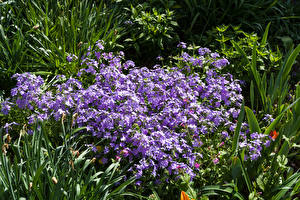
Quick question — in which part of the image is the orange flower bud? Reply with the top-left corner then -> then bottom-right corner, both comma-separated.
180,191 -> 195,200
270,130 -> 279,140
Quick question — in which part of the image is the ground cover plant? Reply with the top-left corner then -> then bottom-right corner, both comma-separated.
1,0 -> 300,199
3,40 -> 300,199
2,41 -> 246,185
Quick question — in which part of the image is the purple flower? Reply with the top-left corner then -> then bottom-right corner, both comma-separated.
1,100 -> 12,115
123,60 -> 135,70
156,56 -> 163,61
124,20 -> 134,25
2,41 -> 246,184
198,47 -> 211,56
3,122 -> 19,133
177,42 -> 187,49
212,58 -> 229,69
88,144 -> 98,152
264,140 -> 271,147
96,40 -> 104,50
263,114 -> 274,123
221,131 -> 229,139
250,152 -> 260,161
66,54 -> 78,62
121,149 -> 129,157
211,53 -> 220,58
135,181 -> 142,186
213,158 -> 219,164
67,55 -> 73,62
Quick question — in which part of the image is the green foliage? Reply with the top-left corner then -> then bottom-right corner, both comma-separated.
148,0 -> 300,46
0,120 -> 138,200
120,2 -> 179,66
1,1 -> 300,199
233,104 -> 300,200
0,0 -> 120,95
249,43 -> 300,114
181,93 -> 300,199
230,92 -> 300,199
206,24 -> 282,85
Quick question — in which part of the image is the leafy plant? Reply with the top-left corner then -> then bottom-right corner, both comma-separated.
229,95 -> 300,199
249,43 -> 300,113
205,24 -> 282,85
0,119 -> 138,200
152,0 -> 300,46
120,2 -> 178,66
180,92 -> 300,199
1,41 -> 246,194
0,0 -> 121,96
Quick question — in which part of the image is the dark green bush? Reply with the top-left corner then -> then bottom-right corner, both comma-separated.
118,2 -> 179,66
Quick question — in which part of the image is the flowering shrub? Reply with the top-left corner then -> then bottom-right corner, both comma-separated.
1,41 -> 272,186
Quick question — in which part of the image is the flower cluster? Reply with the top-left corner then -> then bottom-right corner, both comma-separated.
239,130 -> 271,161
66,54 -> 78,62
2,40 -> 246,183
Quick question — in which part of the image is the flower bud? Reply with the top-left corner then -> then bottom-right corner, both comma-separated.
115,155 -> 121,161
2,144 -> 8,155
52,177 -> 58,184
219,141 -> 224,147
7,134 -> 11,143
77,42 -> 83,48
90,157 -> 96,163
71,113 -> 78,126
69,160 -> 74,170
33,25 -> 39,29
61,112 -> 66,124
29,182 -> 33,191
70,148 -> 79,157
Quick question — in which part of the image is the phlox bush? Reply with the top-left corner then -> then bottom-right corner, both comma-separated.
1,41 -> 270,186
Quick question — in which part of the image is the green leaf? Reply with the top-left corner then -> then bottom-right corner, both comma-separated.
256,174 -> 266,191
31,71 -> 52,75
271,172 -> 300,200
250,81 -> 254,109
238,155 -> 253,193
201,185 -> 233,193
261,22 -> 271,46
231,40 -> 249,64
151,189 -> 161,200
32,161 -> 48,200
282,44 -> 300,82
189,12 -> 200,32
200,183 -> 245,199
245,106 -> 261,133
108,176 -> 136,197
71,127 -> 86,135
264,97 -> 300,136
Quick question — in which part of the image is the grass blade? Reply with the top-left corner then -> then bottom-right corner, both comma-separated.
261,22 -> 271,46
